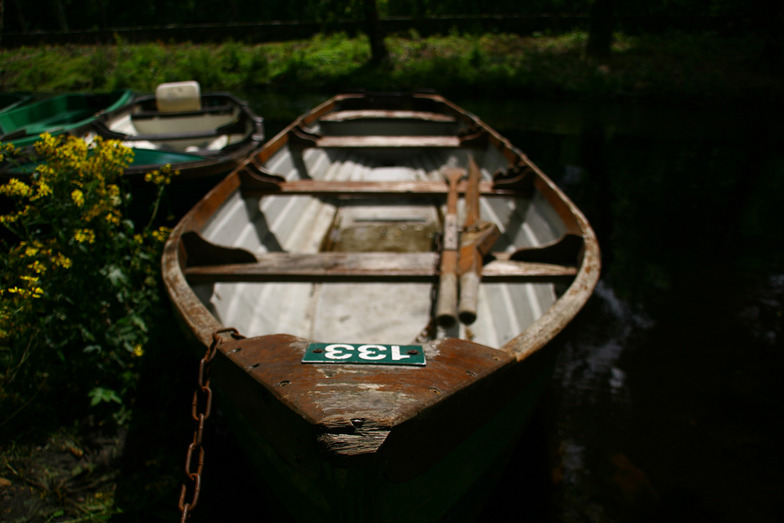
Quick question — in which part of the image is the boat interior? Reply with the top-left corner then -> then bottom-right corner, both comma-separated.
188,103 -> 573,349
103,94 -> 253,154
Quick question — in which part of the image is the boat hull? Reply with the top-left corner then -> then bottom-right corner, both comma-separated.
213,335 -> 559,521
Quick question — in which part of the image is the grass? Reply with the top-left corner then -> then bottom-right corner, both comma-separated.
0,31 -> 780,104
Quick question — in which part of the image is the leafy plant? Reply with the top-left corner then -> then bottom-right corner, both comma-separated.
0,134 -> 175,428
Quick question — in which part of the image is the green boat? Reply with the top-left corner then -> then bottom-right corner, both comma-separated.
0,90 -> 134,149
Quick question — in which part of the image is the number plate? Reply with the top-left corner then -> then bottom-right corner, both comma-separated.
302,343 -> 427,366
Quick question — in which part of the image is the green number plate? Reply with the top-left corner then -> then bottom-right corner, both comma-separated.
302,343 -> 426,366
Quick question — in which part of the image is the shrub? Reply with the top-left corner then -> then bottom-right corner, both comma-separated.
0,134 -> 174,427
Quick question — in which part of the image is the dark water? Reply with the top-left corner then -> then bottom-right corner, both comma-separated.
454,97 -> 784,522
148,93 -> 784,522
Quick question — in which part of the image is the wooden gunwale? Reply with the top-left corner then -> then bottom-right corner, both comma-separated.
501,162 -> 600,361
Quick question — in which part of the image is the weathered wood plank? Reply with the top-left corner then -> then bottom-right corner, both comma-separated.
222,334 -> 517,465
317,135 -> 462,148
183,252 -> 577,283
240,179 -> 517,197
320,110 -> 457,123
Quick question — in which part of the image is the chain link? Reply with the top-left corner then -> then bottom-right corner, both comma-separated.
178,327 -> 241,521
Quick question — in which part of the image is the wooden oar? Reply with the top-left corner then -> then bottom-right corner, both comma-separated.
435,166 -> 464,327
458,156 -> 500,324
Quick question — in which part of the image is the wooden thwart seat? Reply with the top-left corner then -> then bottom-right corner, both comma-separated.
316,135 -> 462,148
238,177 -> 518,198
183,251 -> 577,284
319,109 -> 458,123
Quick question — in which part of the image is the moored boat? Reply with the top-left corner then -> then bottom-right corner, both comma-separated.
162,91 -> 600,521
0,90 -> 134,148
91,81 -> 264,181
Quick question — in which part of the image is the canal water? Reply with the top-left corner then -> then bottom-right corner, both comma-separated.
168,92 -> 784,522
453,96 -> 784,523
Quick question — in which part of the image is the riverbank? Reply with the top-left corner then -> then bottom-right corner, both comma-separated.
1,31 -> 781,106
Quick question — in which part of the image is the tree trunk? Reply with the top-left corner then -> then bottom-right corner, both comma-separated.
363,0 -> 389,66
54,0 -> 69,32
586,0 -> 614,59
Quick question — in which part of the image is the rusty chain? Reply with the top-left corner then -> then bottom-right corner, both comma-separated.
178,327 -> 242,522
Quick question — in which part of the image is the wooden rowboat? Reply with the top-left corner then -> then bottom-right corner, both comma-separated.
92,82 -> 264,181
162,91 -> 600,521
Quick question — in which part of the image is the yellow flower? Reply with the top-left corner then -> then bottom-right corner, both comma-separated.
28,260 -> 47,273
84,203 -> 104,221
151,227 -> 171,243
105,212 -> 121,226
132,345 -> 144,358
0,142 -> 17,161
4,284 -> 42,299
53,253 -> 72,269
71,189 -> 85,207
0,178 -> 32,198
144,164 -> 179,186
35,164 -> 55,181
74,228 -> 96,244
33,181 -> 52,200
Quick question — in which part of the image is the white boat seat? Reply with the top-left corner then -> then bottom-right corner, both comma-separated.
155,81 -> 202,113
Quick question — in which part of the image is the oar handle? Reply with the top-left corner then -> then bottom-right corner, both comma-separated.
436,265 -> 459,327
436,168 -> 463,327
458,271 -> 480,325
436,213 -> 459,326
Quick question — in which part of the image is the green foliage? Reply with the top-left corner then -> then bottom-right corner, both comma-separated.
0,135 -> 175,427
0,46 -> 108,92
0,31 -> 778,103
104,40 -> 171,91
265,35 -> 368,88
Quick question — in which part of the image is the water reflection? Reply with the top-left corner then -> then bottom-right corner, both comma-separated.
740,273 -> 784,347
557,281 -> 651,403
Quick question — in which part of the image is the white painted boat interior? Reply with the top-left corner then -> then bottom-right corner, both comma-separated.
107,109 -> 244,153
193,124 -> 566,349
